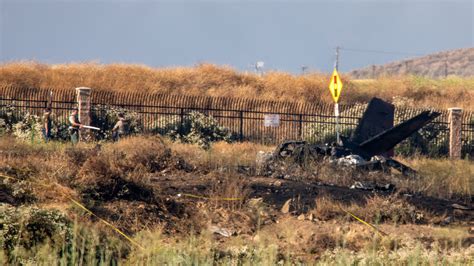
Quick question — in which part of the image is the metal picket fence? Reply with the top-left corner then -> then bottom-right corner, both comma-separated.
1,86 -> 473,157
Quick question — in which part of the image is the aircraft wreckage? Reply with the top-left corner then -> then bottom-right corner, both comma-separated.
257,97 -> 440,178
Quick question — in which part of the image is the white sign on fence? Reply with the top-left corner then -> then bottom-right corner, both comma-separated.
264,114 -> 280,127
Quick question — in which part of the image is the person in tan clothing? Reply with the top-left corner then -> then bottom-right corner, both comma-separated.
112,113 -> 128,141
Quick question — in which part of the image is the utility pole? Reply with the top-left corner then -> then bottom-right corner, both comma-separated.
334,46 -> 340,70
444,55 -> 448,78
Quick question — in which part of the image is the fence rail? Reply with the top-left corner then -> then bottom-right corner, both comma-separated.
1,86 -> 473,157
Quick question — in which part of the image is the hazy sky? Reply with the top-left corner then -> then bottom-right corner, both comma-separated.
0,0 -> 472,73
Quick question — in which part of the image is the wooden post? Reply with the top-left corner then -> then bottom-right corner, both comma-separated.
75,87 -> 92,141
448,107 -> 462,159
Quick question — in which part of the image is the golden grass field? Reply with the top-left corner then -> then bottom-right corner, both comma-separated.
1,61 -> 473,110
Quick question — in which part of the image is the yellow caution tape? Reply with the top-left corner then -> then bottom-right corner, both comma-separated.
67,197 -> 144,249
178,193 -> 243,201
0,173 -> 144,250
339,205 -> 387,237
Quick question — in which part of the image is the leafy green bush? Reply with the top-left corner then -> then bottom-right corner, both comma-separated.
0,179 -> 36,204
12,113 -> 43,142
0,106 -> 70,141
90,105 -> 142,140
164,111 -> 233,149
0,204 -> 72,263
0,105 -> 23,135
395,123 -> 449,157
49,118 -> 71,141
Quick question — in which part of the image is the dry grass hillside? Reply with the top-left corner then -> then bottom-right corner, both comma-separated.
0,62 -> 473,110
350,47 -> 474,79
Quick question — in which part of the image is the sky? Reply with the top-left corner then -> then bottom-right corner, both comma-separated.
0,0 -> 472,73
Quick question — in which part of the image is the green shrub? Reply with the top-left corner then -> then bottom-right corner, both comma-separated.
12,113 -> 43,142
164,111 -> 233,149
0,106 -> 70,141
43,116 -> 71,141
0,105 -> 23,135
395,123 -> 449,157
90,104 -> 142,140
0,204 -> 72,263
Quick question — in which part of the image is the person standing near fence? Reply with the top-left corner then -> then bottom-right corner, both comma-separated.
112,113 -> 128,141
69,108 -> 83,145
42,107 -> 52,142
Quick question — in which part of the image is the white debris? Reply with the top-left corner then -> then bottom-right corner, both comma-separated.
334,155 -> 367,166
209,225 -> 232,237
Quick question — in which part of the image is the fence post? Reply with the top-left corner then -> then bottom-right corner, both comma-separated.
179,108 -> 184,130
75,87 -> 92,141
239,111 -> 244,141
448,107 -> 462,159
298,114 -> 303,140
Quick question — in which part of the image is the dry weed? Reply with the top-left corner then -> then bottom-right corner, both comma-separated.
312,194 -> 426,224
1,62 -> 472,110
396,157 -> 473,200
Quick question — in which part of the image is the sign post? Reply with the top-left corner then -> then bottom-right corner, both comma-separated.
329,68 -> 343,144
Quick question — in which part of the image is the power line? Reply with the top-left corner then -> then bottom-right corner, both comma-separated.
339,47 -> 423,57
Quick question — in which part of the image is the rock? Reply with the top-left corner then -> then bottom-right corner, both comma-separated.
297,214 -> 305,220
281,199 -> 292,214
308,213 -> 314,221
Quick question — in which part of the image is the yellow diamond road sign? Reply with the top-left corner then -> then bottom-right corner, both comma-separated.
329,68 -> 343,103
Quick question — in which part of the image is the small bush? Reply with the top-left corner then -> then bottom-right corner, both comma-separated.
312,195 -> 425,224
90,104 -> 142,140
165,111 -> 233,149
12,113 -> 43,142
0,105 -> 23,135
77,137 -> 171,201
0,204 -> 72,262
49,117 -> 70,141
395,122 -> 449,157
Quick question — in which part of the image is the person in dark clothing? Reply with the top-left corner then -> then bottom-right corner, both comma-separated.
112,113 -> 128,142
69,108 -> 83,145
42,107 -> 52,142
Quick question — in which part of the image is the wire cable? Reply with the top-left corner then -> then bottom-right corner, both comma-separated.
339,47 -> 423,57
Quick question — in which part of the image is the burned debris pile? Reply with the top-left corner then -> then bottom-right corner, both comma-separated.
257,98 -> 441,180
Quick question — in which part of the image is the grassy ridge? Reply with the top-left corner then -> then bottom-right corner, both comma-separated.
0,62 -> 473,110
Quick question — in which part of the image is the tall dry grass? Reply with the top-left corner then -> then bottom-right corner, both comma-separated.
1,61 -> 473,110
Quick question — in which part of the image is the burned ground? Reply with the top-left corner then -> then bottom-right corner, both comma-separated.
0,137 -> 472,263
